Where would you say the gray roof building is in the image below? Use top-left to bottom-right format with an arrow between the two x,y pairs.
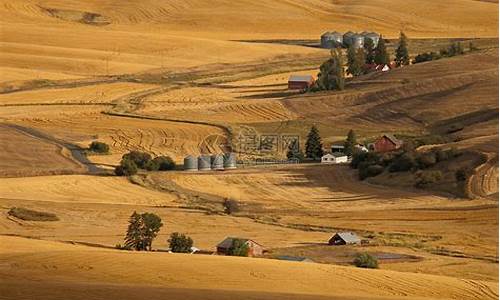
329,232 -> 361,245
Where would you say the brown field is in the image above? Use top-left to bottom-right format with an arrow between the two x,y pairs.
0,0 -> 498,299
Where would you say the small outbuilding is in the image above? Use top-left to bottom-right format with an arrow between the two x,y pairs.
373,134 -> 403,152
329,232 -> 361,246
288,75 -> 315,90
216,237 -> 265,257
321,153 -> 348,164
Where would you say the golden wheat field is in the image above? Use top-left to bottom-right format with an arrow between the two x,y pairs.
0,0 -> 498,299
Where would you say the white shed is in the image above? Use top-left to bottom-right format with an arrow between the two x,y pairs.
321,153 -> 348,164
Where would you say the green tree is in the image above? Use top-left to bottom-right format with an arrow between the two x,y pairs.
229,239 -> 249,257
395,31 -> 410,67
141,212 -> 163,251
115,158 -> 138,176
286,140 -> 304,161
343,129 -> 357,156
123,212 -> 163,251
168,232 -> 194,253
153,156 -> 176,170
374,35 -> 390,65
89,141 -> 109,154
347,45 -> 365,76
124,211 -> 144,250
122,151 -> 152,169
305,125 -> 324,161
364,38 -> 375,64
316,49 -> 345,91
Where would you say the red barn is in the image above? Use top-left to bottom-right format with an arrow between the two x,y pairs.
288,75 -> 315,90
373,134 -> 403,152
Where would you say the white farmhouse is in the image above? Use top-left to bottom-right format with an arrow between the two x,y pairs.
321,153 -> 348,164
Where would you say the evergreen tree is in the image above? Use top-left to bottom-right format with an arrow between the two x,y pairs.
286,140 -> 304,161
374,35 -> 390,65
316,49 -> 345,91
343,129 -> 357,156
395,31 -> 410,67
347,45 -> 365,76
124,211 -> 144,250
364,38 -> 375,64
305,125 -> 324,161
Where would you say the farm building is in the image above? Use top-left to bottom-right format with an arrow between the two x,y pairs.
329,232 -> 361,245
331,145 -> 345,154
321,153 -> 348,164
364,63 -> 393,73
216,237 -> 265,257
321,31 -> 343,48
373,134 -> 403,152
288,75 -> 315,90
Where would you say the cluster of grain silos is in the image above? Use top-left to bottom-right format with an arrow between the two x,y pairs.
184,153 -> 237,171
320,31 -> 380,49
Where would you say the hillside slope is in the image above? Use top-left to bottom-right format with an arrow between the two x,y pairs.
1,236 -> 498,300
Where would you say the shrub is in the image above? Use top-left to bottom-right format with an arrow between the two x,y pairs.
122,151 -> 152,169
359,163 -> 384,180
115,159 -> 138,176
353,252 -> 378,269
389,153 -> 417,172
351,151 -> 380,169
445,147 -> 461,159
223,198 -> 240,215
8,207 -> 59,221
417,152 -> 437,169
89,141 -> 109,154
168,232 -> 194,253
415,170 -> 443,188
431,148 -> 448,162
229,239 -> 249,257
412,51 -> 441,64
145,159 -> 160,171
153,156 -> 176,171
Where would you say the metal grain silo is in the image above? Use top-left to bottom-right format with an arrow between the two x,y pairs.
183,155 -> 198,171
223,153 -> 237,170
352,34 -> 365,49
198,155 -> 212,171
211,154 -> 224,171
321,31 -> 343,49
364,32 -> 380,47
343,31 -> 355,47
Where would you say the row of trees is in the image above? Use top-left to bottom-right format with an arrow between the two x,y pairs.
123,211 -> 194,253
286,127 -> 359,162
413,41 -> 476,64
115,150 -> 176,176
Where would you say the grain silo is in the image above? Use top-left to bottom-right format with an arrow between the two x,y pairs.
363,32 -> 380,47
352,34 -> 365,49
198,155 -> 212,171
223,152 -> 237,170
184,155 -> 198,171
211,153 -> 224,171
321,31 -> 343,49
343,31 -> 355,47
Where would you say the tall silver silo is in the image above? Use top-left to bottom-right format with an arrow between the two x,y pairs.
223,153 -> 237,170
343,31 -> 355,47
211,154 -> 224,171
198,155 -> 212,171
320,32 -> 332,48
352,34 -> 365,49
364,32 -> 380,47
321,31 -> 343,49
184,155 -> 198,171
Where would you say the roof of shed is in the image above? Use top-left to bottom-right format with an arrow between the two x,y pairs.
289,75 -> 314,82
332,232 -> 361,243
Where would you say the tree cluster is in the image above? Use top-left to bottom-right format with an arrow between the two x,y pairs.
168,232 -> 194,253
115,150 -> 176,176
88,141 -> 110,154
312,49 -> 345,91
353,252 -> 378,269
